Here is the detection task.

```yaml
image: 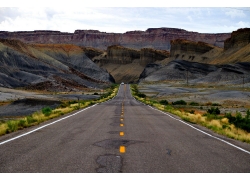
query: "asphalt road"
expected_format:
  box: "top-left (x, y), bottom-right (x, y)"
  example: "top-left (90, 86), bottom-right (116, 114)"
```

top-left (0, 84), bottom-right (250, 173)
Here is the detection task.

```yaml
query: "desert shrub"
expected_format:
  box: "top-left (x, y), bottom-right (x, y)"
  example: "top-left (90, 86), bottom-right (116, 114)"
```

top-left (93, 92), bottom-right (98, 95)
top-left (6, 121), bottom-right (18, 133)
top-left (42, 107), bottom-right (52, 116)
top-left (189, 102), bottom-right (199, 106)
top-left (137, 93), bottom-right (146, 98)
top-left (18, 120), bottom-right (26, 128)
top-left (225, 110), bottom-right (250, 132)
top-left (59, 102), bottom-right (68, 108)
top-left (205, 102), bottom-right (213, 106)
top-left (212, 103), bottom-right (221, 106)
top-left (189, 110), bottom-right (195, 114)
top-left (207, 107), bottom-right (220, 115)
top-left (172, 100), bottom-right (187, 105)
top-left (68, 100), bottom-right (78, 105)
top-left (27, 115), bottom-right (37, 124)
top-left (159, 100), bottom-right (168, 105)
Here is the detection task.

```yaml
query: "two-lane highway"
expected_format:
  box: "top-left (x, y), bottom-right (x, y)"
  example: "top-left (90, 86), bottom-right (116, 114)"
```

top-left (0, 84), bottom-right (250, 172)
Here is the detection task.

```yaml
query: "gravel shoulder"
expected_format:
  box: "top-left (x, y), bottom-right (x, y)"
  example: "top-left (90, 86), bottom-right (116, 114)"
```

top-left (0, 87), bottom-right (100, 119)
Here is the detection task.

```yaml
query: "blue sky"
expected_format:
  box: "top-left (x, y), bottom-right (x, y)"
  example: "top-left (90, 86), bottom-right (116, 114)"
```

top-left (0, 1), bottom-right (250, 33)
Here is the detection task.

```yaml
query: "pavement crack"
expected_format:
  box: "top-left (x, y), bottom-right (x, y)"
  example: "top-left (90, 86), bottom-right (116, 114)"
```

top-left (96, 154), bottom-right (122, 173)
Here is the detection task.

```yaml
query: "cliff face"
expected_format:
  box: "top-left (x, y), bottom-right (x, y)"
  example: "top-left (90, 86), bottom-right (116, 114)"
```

top-left (140, 48), bottom-right (170, 66)
top-left (92, 45), bottom-right (170, 83)
top-left (169, 39), bottom-right (223, 63)
top-left (224, 28), bottom-right (250, 50)
top-left (106, 45), bottom-right (140, 64)
top-left (0, 28), bottom-right (230, 50)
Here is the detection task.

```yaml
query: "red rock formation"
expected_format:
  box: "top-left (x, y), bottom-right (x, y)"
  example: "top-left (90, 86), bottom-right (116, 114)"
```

top-left (0, 28), bottom-right (230, 50)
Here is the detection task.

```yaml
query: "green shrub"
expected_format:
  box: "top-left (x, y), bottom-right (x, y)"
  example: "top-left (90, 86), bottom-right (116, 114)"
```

top-left (42, 107), bottom-right (52, 116)
top-left (189, 102), bottom-right (199, 106)
top-left (137, 93), bottom-right (146, 98)
top-left (212, 103), bottom-right (221, 106)
top-left (18, 120), bottom-right (26, 128)
top-left (27, 115), bottom-right (37, 124)
top-left (59, 102), bottom-right (68, 108)
top-left (159, 100), bottom-right (168, 105)
top-left (207, 107), bottom-right (220, 115)
top-left (6, 121), bottom-right (18, 133)
top-left (69, 100), bottom-right (78, 105)
top-left (172, 100), bottom-right (187, 105)
top-left (225, 110), bottom-right (250, 132)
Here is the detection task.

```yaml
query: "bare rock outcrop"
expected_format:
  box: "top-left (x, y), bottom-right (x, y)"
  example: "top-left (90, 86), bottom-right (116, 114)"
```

top-left (169, 39), bottom-right (223, 63)
top-left (139, 48), bottom-right (170, 66)
top-left (224, 28), bottom-right (250, 50)
top-left (106, 45), bottom-right (140, 64)
top-left (0, 39), bottom-right (115, 91)
top-left (0, 28), bottom-right (230, 50)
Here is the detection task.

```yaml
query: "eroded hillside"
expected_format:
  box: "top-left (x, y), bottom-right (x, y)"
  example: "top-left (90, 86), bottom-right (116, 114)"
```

top-left (0, 39), bottom-right (115, 91)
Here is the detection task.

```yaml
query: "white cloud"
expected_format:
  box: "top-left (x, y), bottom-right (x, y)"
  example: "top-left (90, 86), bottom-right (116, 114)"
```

top-left (0, 7), bottom-right (249, 33)
top-left (225, 9), bottom-right (246, 18)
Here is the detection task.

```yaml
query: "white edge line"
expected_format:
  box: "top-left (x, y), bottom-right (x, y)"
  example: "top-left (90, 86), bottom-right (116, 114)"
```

top-left (0, 85), bottom-right (122, 146)
top-left (130, 85), bottom-right (250, 155)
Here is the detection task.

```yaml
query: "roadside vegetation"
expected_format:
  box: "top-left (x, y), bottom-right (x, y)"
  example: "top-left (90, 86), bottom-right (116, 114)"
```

top-left (0, 84), bottom-right (119, 136)
top-left (130, 84), bottom-right (250, 143)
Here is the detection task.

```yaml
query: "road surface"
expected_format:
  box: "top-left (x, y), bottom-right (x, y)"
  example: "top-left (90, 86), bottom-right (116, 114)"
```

top-left (0, 84), bottom-right (250, 172)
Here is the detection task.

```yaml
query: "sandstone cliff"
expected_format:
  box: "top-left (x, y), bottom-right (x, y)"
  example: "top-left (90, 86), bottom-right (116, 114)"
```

top-left (0, 28), bottom-right (230, 50)
top-left (169, 39), bottom-right (223, 63)
top-left (224, 28), bottom-right (250, 50)
top-left (106, 45), bottom-right (140, 64)
top-left (92, 45), bottom-right (170, 83)
top-left (140, 48), bottom-right (170, 66)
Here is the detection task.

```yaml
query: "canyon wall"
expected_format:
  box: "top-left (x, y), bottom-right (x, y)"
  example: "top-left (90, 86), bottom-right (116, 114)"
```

top-left (139, 48), bottom-right (170, 66)
top-left (0, 28), bottom-right (230, 50)
top-left (224, 28), bottom-right (250, 50)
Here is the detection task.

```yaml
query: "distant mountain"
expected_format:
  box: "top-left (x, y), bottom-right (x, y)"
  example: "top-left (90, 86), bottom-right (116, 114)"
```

top-left (0, 28), bottom-right (230, 51)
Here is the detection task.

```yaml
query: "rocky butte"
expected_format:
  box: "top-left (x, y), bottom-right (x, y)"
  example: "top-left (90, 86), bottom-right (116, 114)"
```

top-left (0, 28), bottom-right (230, 51)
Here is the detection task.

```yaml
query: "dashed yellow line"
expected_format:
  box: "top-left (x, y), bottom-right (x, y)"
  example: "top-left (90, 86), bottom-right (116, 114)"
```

top-left (120, 131), bottom-right (124, 136)
top-left (120, 146), bottom-right (126, 153)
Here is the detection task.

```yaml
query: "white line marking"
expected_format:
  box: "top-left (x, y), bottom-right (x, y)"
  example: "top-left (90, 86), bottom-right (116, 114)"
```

top-left (129, 85), bottom-right (250, 155)
top-left (148, 105), bottom-right (250, 155)
top-left (0, 85), bottom-right (123, 146)
top-left (0, 104), bottom-right (97, 145)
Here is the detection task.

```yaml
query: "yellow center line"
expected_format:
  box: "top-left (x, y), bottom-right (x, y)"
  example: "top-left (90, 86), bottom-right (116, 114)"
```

top-left (120, 146), bottom-right (126, 153)
top-left (120, 131), bottom-right (124, 136)
top-left (120, 123), bottom-right (124, 127)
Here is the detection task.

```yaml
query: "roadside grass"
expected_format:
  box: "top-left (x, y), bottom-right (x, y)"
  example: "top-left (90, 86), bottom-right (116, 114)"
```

top-left (0, 84), bottom-right (119, 137)
top-left (130, 84), bottom-right (250, 143)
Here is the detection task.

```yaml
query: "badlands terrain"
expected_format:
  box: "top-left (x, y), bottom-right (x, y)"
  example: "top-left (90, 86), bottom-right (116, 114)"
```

top-left (0, 27), bottom-right (250, 120)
